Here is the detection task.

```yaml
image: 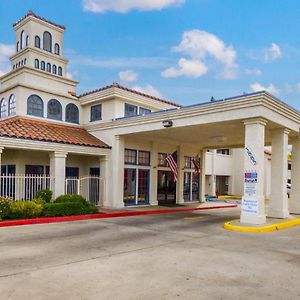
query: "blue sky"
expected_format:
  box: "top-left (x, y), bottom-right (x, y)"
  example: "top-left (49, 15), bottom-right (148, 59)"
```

top-left (1, 0), bottom-right (300, 107)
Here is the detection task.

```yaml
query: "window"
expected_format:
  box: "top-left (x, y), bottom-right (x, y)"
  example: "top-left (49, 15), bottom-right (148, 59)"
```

top-left (138, 169), bottom-right (150, 205)
top-left (158, 153), bottom-right (168, 167)
top-left (52, 65), bottom-right (57, 74)
top-left (184, 172), bottom-right (191, 201)
top-left (0, 98), bottom-right (7, 118)
top-left (184, 156), bottom-right (192, 169)
top-left (16, 42), bottom-right (19, 52)
top-left (24, 58), bottom-right (27, 65)
top-left (43, 31), bottom-right (52, 52)
top-left (58, 67), bottom-right (62, 76)
top-left (124, 169), bottom-right (136, 206)
top-left (47, 99), bottom-right (62, 120)
top-left (41, 61), bottom-right (45, 71)
top-left (26, 35), bottom-right (29, 46)
top-left (138, 151), bottom-right (150, 166)
top-left (34, 59), bottom-right (39, 69)
top-left (8, 94), bottom-right (16, 116)
top-left (20, 30), bottom-right (25, 49)
top-left (125, 103), bottom-right (138, 117)
top-left (217, 149), bottom-right (230, 155)
top-left (54, 43), bottom-right (60, 55)
top-left (288, 163), bottom-right (291, 171)
top-left (46, 63), bottom-right (51, 72)
top-left (139, 107), bottom-right (151, 115)
top-left (90, 104), bottom-right (102, 122)
top-left (65, 103), bottom-right (79, 123)
top-left (125, 149), bottom-right (137, 165)
top-left (27, 94), bottom-right (43, 117)
top-left (35, 36), bottom-right (40, 48)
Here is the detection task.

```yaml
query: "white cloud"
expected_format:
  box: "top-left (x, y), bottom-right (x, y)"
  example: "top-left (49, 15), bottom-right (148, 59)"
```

top-left (245, 68), bottom-right (262, 76)
top-left (0, 44), bottom-right (14, 76)
top-left (118, 70), bottom-right (138, 82)
top-left (82, 0), bottom-right (184, 13)
top-left (264, 43), bottom-right (282, 61)
top-left (161, 29), bottom-right (238, 79)
top-left (132, 84), bottom-right (162, 98)
top-left (161, 58), bottom-right (207, 78)
top-left (250, 82), bottom-right (280, 96)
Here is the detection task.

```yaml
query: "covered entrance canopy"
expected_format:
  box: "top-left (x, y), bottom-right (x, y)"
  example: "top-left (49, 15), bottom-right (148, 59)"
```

top-left (90, 91), bottom-right (300, 225)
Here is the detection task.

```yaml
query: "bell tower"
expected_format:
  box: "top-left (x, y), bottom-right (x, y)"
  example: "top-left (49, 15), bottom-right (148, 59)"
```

top-left (10, 10), bottom-right (68, 77)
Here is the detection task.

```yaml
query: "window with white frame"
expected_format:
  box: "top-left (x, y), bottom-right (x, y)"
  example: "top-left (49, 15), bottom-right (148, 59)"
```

top-left (125, 149), bottom-right (137, 165)
top-left (216, 149), bottom-right (230, 155)
top-left (0, 98), bottom-right (7, 118)
top-left (8, 94), bottom-right (16, 116)
top-left (139, 107), bottom-right (151, 115)
top-left (125, 103), bottom-right (138, 117)
top-left (90, 104), bottom-right (102, 122)
top-left (138, 151), bottom-right (150, 165)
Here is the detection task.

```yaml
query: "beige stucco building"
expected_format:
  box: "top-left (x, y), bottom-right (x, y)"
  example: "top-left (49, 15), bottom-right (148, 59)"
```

top-left (0, 11), bottom-right (299, 225)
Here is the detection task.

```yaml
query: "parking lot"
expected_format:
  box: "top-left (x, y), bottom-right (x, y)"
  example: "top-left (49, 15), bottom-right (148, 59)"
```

top-left (1, 207), bottom-right (300, 300)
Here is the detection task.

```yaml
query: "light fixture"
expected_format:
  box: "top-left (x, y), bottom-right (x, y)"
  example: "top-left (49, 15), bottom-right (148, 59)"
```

top-left (162, 120), bottom-right (173, 128)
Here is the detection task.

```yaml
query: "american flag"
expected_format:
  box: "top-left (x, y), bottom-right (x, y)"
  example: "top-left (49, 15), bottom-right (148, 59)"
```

top-left (192, 156), bottom-right (201, 176)
top-left (166, 151), bottom-right (178, 182)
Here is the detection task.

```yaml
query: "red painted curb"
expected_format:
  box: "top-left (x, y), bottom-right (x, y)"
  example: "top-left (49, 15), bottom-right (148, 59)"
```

top-left (0, 204), bottom-right (237, 228)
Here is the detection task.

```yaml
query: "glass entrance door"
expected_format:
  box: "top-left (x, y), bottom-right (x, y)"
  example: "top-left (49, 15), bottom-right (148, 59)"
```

top-left (157, 170), bottom-right (176, 205)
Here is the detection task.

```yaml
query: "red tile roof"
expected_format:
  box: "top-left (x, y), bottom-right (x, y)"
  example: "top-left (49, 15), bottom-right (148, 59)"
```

top-left (0, 117), bottom-right (110, 149)
top-left (79, 82), bottom-right (182, 108)
top-left (13, 11), bottom-right (66, 30)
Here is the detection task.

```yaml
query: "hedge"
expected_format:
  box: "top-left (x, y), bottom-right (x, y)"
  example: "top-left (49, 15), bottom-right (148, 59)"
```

top-left (42, 201), bottom-right (98, 217)
top-left (6, 201), bottom-right (43, 220)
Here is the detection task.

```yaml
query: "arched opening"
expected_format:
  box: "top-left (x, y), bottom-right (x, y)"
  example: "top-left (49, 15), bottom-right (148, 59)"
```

top-left (35, 36), bottom-right (40, 48)
top-left (20, 30), bottom-right (25, 49)
top-left (34, 59), bottom-right (39, 69)
top-left (54, 43), bottom-right (60, 55)
top-left (41, 61), bottom-right (45, 71)
top-left (27, 94), bottom-right (43, 117)
top-left (47, 63), bottom-right (51, 72)
top-left (43, 31), bottom-right (52, 52)
top-left (52, 65), bottom-right (57, 74)
top-left (0, 98), bottom-right (7, 118)
top-left (47, 99), bottom-right (62, 120)
top-left (8, 94), bottom-right (16, 116)
top-left (66, 103), bottom-right (79, 124)
top-left (58, 67), bottom-right (62, 76)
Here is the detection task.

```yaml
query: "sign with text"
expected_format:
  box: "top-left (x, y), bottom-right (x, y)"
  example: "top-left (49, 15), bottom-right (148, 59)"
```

top-left (242, 171), bottom-right (258, 215)
top-left (242, 198), bottom-right (258, 214)
top-left (245, 147), bottom-right (257, 165)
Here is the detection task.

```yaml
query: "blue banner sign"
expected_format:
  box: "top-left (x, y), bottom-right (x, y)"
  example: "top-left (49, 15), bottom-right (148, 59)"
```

top-left (245, 147), bottom-right (257, 165)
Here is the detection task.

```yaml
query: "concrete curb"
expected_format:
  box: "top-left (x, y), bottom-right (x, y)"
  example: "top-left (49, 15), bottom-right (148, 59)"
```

top-left (224, 218), bottom-right (300, 233)
top-left (0, 204), bottom-right (237, 228)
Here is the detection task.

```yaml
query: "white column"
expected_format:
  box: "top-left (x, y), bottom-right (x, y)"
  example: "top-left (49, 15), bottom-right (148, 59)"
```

top-left (211, 149), bottom-right (217, 196)
top-left (177, 145), bottom-right (185, 204)
top-left (150, 142), bottom-right (158, 205)
top-left (100, 155), bottom-right (109, 207)
top-left (49, 151), bottom-right (67, 199)
top-left (200, 149), bottom-right (207, 202)
top-left (268, 129), bottom-right (290, 218)
top-left (0, 147), bottom-right (3, 196)
top-left (241, 119), bottom-right (267, 225)
top-left (290, 139), bottom-right (300, 214)
top-left (108, 135), bottom-right (125, 208)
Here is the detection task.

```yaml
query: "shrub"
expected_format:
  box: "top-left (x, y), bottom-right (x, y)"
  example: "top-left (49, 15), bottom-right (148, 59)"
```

top-left (35, 189), bottom-right (52, 203)
top-left (0, 197), bottom-right (12, 220)
top-left (42, 201), bottom-right (98, 217)
top-left (55, 194), bottom-right (87, 205)
top-left (9, 201), bottom-right (43, 219)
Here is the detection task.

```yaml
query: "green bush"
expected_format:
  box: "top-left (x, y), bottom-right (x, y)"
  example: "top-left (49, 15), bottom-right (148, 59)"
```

top-left (35, 189), bottom-right (52, 203)
top-left (9, 201), bottom-right (43, 219)
top-left (0, 198), bottom-right (12, 220)
top-left (42, 201), bottom-right (98, 217)
top-left (55, 194), bottom-right (87, 205)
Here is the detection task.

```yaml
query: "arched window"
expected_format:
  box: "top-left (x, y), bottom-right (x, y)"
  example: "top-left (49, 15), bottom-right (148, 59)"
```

top-left (46, 63), bottom-right (51, 72)
top-left (24, 58), bottom-right (27, 65)
top-left (34, 59), bottom-right (39, 69)
top-left (52, 65), bottom-right (57, 74)
top-left (43, 31), bottom-right (52, 52)
top-left (16, 42), bottom-right (19, 52)
top-left (58, 67), bottom-right (62, 76)
top-left (66, 103), bottom-right (79, 124)
top-left (54, 43), bottom-right (60, 55)
top-left (35, 36), bottom-right (40, 48)
top-left (21, 60), bottom-right (23, 66)
top-left (26, 35), bottom-right (29, 46)
top-left (27, 95), bottom-right (43, 117)
top-left (8, 94), bottom-right (16, 116)
top-left (20, 30), bottom-right (25, 49)
top-left (0, 98), bottom-right (7, 119)
top-left (47, 99), bottom-right (62, 120)
top-left (41, 61), bottom-right (45, 71)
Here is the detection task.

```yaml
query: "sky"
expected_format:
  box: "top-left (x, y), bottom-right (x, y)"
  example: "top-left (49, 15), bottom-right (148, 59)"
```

top-left (1, 0), bottom-right (300, 107)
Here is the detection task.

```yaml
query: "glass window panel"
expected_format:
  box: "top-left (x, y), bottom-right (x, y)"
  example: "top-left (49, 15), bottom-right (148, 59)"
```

top-left (66, 103), bottom-right (79, 123)
top-left (138, 151), bottom-right (150, 165)
top-left (47, 99), bottom-right (62, 120)
top-left (90, 104), bottom-right (102, 122)
top-left (139, 107), bottom-right (151, 115)
top-left (138, 169), bottom-right (150, 205)
top-left (124, 168), bottom-right (136, 206)
top-left (27, 95), bottom-right (43, 117)
top-left (125, 149), bottom-right (137, 165)
top-left (184, 172), bottom-right (191, 201)
top-left (125, 103), bottom-right (138, 117)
